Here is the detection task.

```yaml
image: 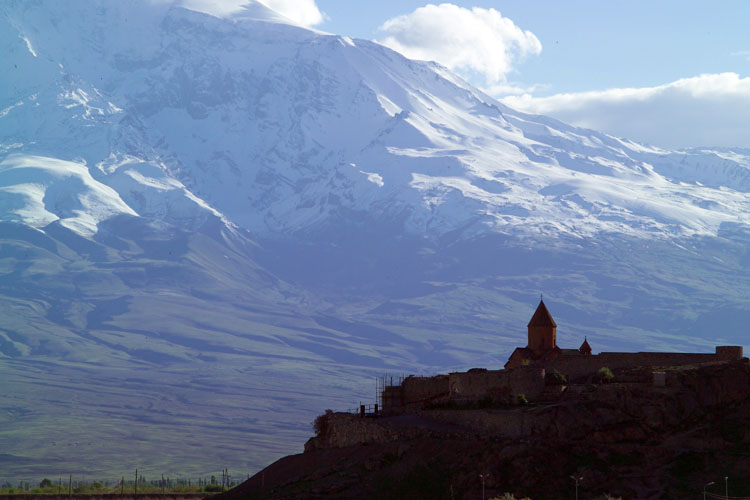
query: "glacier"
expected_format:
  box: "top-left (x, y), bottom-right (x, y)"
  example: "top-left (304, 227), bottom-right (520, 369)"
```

top-left (1, 0), bottom-right (750, 478)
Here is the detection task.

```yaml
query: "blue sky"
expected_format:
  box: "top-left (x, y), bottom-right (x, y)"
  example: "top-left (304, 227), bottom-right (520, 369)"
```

top-left (316, 1), bottom-right (750, 95)
top-left (186, 0), bottom-right (750, 149)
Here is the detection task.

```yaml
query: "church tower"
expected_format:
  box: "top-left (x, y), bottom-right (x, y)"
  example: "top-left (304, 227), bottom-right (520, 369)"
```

top-left (527, 299), bottom-right (557, 352)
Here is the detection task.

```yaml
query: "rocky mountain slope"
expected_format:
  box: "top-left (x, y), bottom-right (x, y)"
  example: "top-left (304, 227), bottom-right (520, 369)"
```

top-left (2, 0), bottom-right (750, 477)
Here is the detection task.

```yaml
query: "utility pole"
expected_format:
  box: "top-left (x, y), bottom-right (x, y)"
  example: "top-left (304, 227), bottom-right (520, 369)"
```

top-left (704, 481), bottom-right (715, 500)
top-left (134, 469), bottom-right (138, 500)
top-left (570, 475), bottom-right (583, 500)
top-left (725, 476), bottom-right (729, 500)
top-left (479, 473), bottom-right (489, 500)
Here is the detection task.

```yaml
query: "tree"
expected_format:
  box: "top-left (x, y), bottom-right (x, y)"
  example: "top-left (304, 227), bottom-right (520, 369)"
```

top-left (597, 366), bottom-right (614, 383)
top-left (39, 479), bottom-right (53, 489)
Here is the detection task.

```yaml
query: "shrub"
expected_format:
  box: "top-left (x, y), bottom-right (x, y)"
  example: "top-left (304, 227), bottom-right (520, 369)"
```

top-left (312, 409), bottom-right (333, 436)
top-left (597, 366), bottom-right (614, 383)
top-left (517, 393), bottom-right (528, 405)
top-left (546, 369), bottom-right (567, 385)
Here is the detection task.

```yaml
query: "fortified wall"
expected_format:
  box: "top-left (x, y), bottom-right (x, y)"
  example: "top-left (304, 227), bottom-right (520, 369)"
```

top-left (381, 300), bottom-right (744, 413)
top-left (383, 365), bottom-right (546, 411)
top-left (311, 357), bottom-right (750, 452)
top-left (382, 347), bottom-right (743, 412)
top-left (545, 346), bottom-right (743, 382)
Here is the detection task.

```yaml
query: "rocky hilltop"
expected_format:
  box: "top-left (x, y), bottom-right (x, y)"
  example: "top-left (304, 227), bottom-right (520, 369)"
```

top-left (218, 358), bottom-right (750, 499)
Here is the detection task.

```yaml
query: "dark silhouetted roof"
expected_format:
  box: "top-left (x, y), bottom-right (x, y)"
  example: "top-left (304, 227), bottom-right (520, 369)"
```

top-left (527, 299), bottom-right (557, 328)
top-left (504, 346), bottom-right (562, 368)
top-left (579, 337), bottom-right (592, 354)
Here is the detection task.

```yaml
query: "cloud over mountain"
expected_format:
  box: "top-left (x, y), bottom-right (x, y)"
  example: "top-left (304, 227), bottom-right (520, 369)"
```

top-left (376, 3), bottom-right (541, 86)
top-left (502, 72), bottom-right (750, 149)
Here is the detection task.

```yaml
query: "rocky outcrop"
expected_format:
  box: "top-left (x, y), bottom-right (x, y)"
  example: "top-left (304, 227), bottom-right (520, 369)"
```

top-left (304, 412), bottom-right (423, 452)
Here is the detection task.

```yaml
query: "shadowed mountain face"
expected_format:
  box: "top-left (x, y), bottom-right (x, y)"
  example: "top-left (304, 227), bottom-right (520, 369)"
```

top-left (2, 0), bottom-right (750, 477)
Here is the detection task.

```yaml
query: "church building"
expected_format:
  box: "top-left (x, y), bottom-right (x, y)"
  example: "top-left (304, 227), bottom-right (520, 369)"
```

top-left (505, 299), bottom-right (591, 368)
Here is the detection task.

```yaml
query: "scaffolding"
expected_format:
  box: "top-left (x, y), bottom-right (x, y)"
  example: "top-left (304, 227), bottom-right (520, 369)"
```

top-left (376, 374), bottom-right (405, 409)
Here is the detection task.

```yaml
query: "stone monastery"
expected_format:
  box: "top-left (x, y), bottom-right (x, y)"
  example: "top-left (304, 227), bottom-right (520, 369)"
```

top-left (381, 300), bottom-right (743, 413)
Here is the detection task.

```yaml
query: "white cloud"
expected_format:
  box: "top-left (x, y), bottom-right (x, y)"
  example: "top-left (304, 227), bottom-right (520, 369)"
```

top-left (502, 73), bottom-right (750, 149)
top-left (485, 82), bottom-right (547, 98)
top-left (376, 3), bottom-right (541, 86)
top-left (176, 0), bottom-right (324, 26)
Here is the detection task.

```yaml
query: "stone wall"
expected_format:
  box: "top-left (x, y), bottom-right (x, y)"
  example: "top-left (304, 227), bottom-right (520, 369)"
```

top-left (305, 412), bottom-right (411, 451)
top-left (398, 375), bottom-right (449, 406)
top-left (717, 346), bottom-right (744, 359)
top-left (382, 385), bottom-right (403, 409)
top-left (546, 346), bottom-right (743, 382)
top-left (382, 346), bottom-right (744, 410)
top-left (384, 366), bottom-right (545, 411)
top-left (448, 365), bottom-right (545, 403)
top-left (314, 360), bottom-right (750, 452)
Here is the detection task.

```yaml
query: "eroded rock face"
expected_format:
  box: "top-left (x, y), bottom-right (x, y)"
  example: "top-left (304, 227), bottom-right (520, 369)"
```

top-left (305, 412), bottom-right (415, 452)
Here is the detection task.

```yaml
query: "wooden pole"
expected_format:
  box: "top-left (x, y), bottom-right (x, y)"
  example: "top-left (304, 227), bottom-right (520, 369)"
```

top-left (58, 477), bottom-right (61, 495)
top-left (134, 469), bottom-right (138, 500)
top-left (121, 476), bottom-right (124, 497)
top-left (68, 474), bottom-right (72, 497)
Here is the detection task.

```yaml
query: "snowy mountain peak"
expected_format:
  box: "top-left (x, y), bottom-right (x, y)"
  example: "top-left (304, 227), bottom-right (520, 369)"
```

top-left (3, 0), bottom-right (750, 243)
top-left (167, 0), bottom-right (306, 27)
top-left (231, 1), bottom-right (306, 26)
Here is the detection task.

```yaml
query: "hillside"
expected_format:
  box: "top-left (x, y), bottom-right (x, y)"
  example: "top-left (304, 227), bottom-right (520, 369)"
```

top-left (2, 0), bottom-right (750, 476)
top-left (218, 360), bottom-right (750, 500)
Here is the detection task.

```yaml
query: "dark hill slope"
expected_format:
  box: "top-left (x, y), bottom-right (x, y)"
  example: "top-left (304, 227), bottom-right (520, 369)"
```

top-left (216, 359), bottom-right (750, 500)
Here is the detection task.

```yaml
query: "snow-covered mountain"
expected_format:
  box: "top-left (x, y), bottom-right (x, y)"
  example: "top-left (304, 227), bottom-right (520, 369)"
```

top-left (5, 0), bottom-right (750, 242)
top-left (2, 0), bottom-right (750, 478)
